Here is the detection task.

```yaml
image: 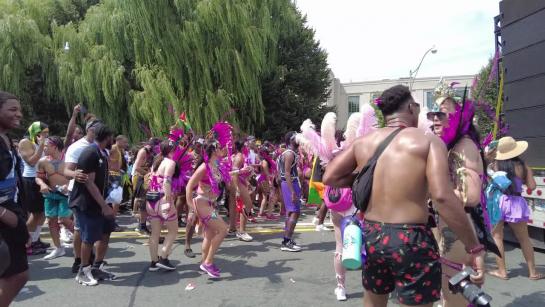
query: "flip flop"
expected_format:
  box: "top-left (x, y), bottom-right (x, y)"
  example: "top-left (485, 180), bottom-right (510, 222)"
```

top-left (529, 273), bottom-right (545, 281)
top-left (488, 270), bottom-right (509, 280)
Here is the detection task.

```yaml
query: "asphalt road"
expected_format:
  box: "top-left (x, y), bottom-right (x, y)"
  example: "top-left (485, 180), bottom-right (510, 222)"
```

top-left (12, 211), bottom-right (545, 307)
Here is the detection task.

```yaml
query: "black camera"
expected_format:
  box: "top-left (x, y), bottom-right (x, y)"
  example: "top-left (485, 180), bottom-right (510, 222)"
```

top-left (448, 267), bottom-right (492, 307)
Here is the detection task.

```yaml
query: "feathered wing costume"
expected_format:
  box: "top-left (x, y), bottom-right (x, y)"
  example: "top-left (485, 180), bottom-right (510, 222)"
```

top-left (168, 112), bottom-right (194, 194)
top-left (204, 122), bottom-right (233, 195)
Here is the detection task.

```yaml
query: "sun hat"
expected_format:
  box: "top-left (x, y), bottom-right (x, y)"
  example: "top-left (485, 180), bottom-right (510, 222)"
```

top-left (495, 136), bottom-right (528, 160)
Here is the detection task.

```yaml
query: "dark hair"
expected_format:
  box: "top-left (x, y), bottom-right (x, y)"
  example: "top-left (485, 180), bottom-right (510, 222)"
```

top-left (152, 140), bottom-right (176, 172)
top-left (234, 140), bottom-right (244, 153)
top-left (284, 131), bottom-right (297, 146)
top-left (94, 123), bottom-right (113, 142)
top-left (335, 130), bottom-right (344, 147)
top-left (47, 136), bottom-right (64, 151)
top-left (496, 157), bottom-right (526, 195)
top-left (0, 91), bottom-right (18, 107)
top-left (378, 85), bottom-right (413, 116)
top-left (147, 137), bottom-right (161, 147)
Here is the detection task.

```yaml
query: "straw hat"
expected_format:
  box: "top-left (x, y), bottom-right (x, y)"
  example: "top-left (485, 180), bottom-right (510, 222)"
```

top-left (495, 136), bottom-right (528, 160)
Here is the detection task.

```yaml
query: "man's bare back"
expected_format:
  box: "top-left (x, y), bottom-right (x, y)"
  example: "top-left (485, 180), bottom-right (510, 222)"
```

top-left (353, 127), bottom-right (434, 224)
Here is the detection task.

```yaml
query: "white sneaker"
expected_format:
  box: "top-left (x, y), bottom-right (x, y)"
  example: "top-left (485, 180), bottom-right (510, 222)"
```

top-left (335, 286), bottom-right (347, 301)
top-left (76, 265), bottom-right (98, 286)
top-left (43, 247), bottom-right (66, 260)
top-left (315, 224), bottom-right (332, 232)
top-left (60, 228), bottom-right (73, 243)
top-left (312, 217), bottom-right (319, 226)
top-left (236, 232), bottom-right (253, 242)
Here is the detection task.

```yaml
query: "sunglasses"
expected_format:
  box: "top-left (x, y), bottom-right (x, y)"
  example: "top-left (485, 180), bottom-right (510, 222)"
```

top-left (426, 112), bottom-right (447, 121)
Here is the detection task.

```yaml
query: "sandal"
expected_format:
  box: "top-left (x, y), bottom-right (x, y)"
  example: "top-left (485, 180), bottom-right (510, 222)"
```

top-left (529, 273), bottom-right (545, 280)
top-left (488, 270), bottom-right (509, 280)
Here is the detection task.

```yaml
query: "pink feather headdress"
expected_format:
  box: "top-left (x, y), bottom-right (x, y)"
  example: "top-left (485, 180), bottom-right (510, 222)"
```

top-left (203, 121), bottom-right (233, 194)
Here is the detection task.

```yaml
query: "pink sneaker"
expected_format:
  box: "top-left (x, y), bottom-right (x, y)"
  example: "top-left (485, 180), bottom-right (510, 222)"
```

top-left (200, 263), bottom-right (220, 278)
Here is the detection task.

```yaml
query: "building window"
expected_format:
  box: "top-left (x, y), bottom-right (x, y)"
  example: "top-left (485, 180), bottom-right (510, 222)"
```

top-left (348, 96), bottom-right (360, 114)
top-left (425, 90), bottom-right (434, 110)
top-left (426, 87), bottom-right (471, 110)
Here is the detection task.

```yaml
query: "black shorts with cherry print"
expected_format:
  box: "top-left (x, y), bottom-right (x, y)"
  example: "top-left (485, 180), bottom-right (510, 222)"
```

top-left (362, 220), bottom-right (441, 306)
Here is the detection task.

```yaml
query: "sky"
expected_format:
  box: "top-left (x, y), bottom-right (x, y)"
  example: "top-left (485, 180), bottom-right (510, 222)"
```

top-left (295, 0), bottom-right (500, 83)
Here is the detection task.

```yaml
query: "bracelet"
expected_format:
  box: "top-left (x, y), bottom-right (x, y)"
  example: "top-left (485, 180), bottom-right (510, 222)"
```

top-left (0, 207), bottom-right (7, 218)
top-left (465, 244), bottom-right (485, 255)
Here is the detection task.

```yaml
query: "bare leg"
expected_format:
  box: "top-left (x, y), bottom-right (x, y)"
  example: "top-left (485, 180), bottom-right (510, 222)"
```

top-left (73, 230), bottom-right (82, 258)
top-left (509, 221), bottom-right (543, 278)
top-left (185, 212), bottom-right (196, 250)
top-left (363, 291), bottom-right (389, 307)
top-left (48, 217), bottom-right (61, 248)
top-left (148, 219), bottom-right (161, 261)
top-left (227, 184), bottom-right (237, 231)
top-left (332, 212), bottom-right (346, 288)
top-left (317, 204), bottom-right (328, 225)
top-left (284, 212), bottom-right (300, 239)
top-left (161, 219), bottom-right (178, 258)
top-left (204, 219), bottom-right (228, 265)
top-left (0, 271), bottom-right (29, 306)
top-left (238, 182), bottom-right (253, 231)
top-left (81, 242), bottom-right (93, 266)
top-left (490, 221), bottom-right (508, 279)
top-left (95, 233), bottom-right (110, 263)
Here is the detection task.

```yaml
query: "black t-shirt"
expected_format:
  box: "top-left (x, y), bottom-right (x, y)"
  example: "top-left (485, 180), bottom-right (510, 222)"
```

top-left (69, 145), bottom-right (108, 215)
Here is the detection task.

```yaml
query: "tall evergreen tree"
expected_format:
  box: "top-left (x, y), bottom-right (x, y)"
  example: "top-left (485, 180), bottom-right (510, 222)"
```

top-left (258, 11), bottom-right (332, 141)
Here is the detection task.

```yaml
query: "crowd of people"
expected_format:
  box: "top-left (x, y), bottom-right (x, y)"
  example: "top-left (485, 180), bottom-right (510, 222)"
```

top-left (0, 80), bottom-right (543, 307)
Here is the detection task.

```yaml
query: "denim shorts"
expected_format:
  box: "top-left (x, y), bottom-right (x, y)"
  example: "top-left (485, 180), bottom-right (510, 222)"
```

top-left (73, 209), bottom-right (115, 244)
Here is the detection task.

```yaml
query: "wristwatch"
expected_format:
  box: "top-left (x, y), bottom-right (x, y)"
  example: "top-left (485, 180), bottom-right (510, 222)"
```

top-left (465, 244), bottom-right (485, 255)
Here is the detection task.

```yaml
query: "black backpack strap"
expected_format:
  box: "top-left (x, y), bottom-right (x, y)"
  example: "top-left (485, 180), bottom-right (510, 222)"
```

top-left (356, 128), bottom-right (403, 177)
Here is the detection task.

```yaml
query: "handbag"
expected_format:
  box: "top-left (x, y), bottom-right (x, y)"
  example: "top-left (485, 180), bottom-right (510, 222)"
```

top-left (352, 128), bottom-right (403, 212)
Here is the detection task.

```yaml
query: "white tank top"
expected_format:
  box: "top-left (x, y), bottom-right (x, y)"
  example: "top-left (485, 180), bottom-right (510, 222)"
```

top-left (22, 143), bottom-right (39, 178)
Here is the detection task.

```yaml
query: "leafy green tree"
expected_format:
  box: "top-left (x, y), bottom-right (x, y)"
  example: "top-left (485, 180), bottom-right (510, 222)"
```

top-left (0, 0), bottom-right (331, 142)
top-left (472, 56), bottom-right (502, 139)
top-left (258, 12), bottom-right (332, 141)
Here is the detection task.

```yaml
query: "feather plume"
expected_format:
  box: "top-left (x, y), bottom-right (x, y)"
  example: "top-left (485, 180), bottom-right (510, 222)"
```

top-left (295, 133), bottom-right (315, 155)
top-left (357, 104), bottom-right (378, 138)
top-left (343, 112), bottom-right (361, 146)
top-left (320, 112), bottom-right (338, 154)
top-left (299, 118), bottom-right (332, 163)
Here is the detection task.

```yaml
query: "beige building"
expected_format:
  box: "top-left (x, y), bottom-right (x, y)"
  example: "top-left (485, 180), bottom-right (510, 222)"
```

top-left (329, 74), bottom-right (475, 129)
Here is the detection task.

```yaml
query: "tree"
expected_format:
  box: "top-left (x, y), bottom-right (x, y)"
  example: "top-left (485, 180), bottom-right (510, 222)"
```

top-left (0, 0), bottom-right (331, 142)
top-left (258, 11), bottom-right (332, 141)
top-left (471, 54), bottom-right (504, 141)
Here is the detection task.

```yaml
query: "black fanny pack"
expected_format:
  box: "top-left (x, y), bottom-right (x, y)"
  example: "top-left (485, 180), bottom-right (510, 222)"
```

top-left (145, 191), bottom-right (162, 202)
top-left (352, 128), bottom-right (402, 212)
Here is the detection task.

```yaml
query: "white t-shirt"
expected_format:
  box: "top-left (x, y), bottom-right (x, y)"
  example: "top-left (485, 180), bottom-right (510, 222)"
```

top-left (64, 138), bottom-right (91, 191)
top-left (65, 138), bottom-right (91, 164)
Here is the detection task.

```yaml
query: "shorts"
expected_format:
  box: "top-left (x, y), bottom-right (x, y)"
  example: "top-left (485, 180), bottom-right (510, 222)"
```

top-left (362, 220), bottom-right (441, 306)
top-left (281, 180), bottom-right (301, 215)
top-left (22, 177), bottom-right (44, 214)
top-left (73, 209), bottom-right (115, 244)
top-left (0, 201), bottom-right (29, 278)
top-left (44, 193), bottom-right (71, 218)
top-left (132, 175), bottom-right (147, 199)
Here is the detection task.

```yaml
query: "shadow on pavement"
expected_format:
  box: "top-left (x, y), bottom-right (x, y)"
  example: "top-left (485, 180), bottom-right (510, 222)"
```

top-left (504, 291), bottom-right (545, 307)
top-left (13, 285), bottom-right (45, 303)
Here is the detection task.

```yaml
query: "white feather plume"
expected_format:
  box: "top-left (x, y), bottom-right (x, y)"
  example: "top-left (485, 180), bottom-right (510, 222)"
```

top-left (299, 118), bottom-right (332, 163)
top-left (295, 133), bottom-right (314, 155)
top-left (343, 112), bottom-right (361, 147)
top-left (357, 104), bottom-right (378, 138)
top-left (320, 112), bottom-right (338, 154)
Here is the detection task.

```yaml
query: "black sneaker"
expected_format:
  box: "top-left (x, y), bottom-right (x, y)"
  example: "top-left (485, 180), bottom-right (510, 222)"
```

top-left (32, 240), bottom-right (51, 250)
top-left (178, 219), bottom-right (187, 228)
top-left (91, 267), bottom-right (117, 281)
top-left (149, 261), bottom-right (159, 272)
top-left (281, 240), bottom-right (302, 252)
top-left (156, 257), bottom-right (176, 271)
top-left (72, 260), bottom-right (82, 274)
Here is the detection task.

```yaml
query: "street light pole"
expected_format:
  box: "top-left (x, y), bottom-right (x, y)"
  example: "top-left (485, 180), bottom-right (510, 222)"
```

top-left (409, 46), bottom-right (437, 89)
